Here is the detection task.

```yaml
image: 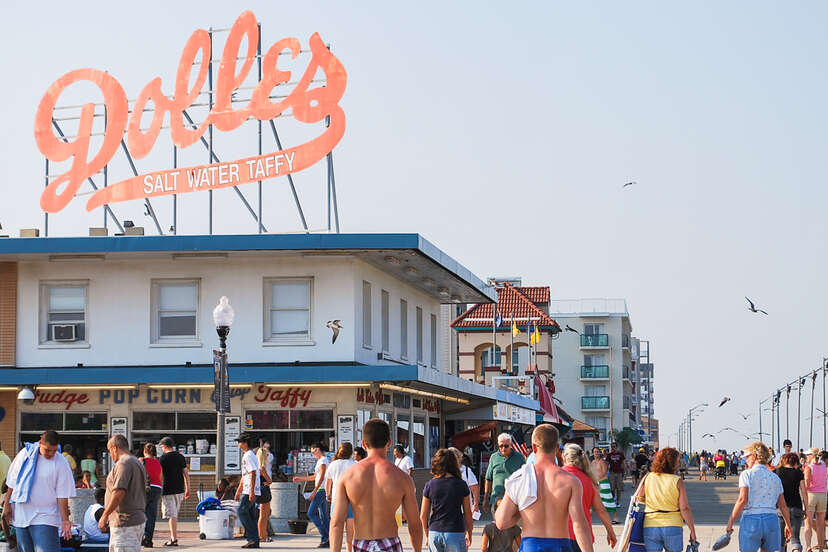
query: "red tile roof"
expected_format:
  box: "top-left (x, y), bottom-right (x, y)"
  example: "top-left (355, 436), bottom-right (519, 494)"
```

top-left (450, 283), bottom-right (560, 332)
top-left (518, 286), bottom-right (549, 303)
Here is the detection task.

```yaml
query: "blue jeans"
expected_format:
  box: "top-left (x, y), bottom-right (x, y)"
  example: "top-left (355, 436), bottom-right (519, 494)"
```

top-left (144, 486), bottom-right (162, 540)
top-left (643, 526), bottom-right (683, 552)
top-left (428, 531), bottom-right (467, 552)
top-left (740, 513), bottom-right (782, 552)
top-left (14, 524), bottom-right (60, 552)
top-left (308, 489), bottom-right (330, 543)
top-left (238, 495), bottom-right (260, 545)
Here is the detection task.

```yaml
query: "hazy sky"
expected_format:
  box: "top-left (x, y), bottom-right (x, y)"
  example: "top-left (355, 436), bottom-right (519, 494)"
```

top-left (3, 1), bottom-right (827, 451)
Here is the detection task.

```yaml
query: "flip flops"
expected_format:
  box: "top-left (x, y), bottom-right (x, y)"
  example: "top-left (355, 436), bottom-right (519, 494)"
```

top-left (163, 540), bottom-right (178, 547)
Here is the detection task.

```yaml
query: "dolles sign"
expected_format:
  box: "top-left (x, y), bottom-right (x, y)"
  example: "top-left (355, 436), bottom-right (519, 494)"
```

top-left (34, 10), bottom-right (347, 214)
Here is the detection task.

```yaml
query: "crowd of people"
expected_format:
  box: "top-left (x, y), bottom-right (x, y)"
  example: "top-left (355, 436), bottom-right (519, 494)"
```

top-left (6, 424), bottom-right (828, 552)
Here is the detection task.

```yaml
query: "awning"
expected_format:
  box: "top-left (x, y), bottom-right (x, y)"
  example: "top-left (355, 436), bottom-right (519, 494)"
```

top-left (450, 421), bottom-right (496, 450)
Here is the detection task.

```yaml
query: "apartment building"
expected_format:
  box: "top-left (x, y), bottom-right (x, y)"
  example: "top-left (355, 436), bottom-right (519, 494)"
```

top-left (548, 299), bottom-right (635, 445)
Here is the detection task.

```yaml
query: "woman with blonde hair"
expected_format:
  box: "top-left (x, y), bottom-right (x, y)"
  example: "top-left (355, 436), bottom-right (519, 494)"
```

top-left (726, 441), bottom-right (792, 552)
top-left (326, 442), bottom-right (356, 552)
top-left (562, 443), bottom-right (617, 552)
top-left (256, 444), bottom-right (274, 542)
top-left (638, 447), bottom-right (697, 552)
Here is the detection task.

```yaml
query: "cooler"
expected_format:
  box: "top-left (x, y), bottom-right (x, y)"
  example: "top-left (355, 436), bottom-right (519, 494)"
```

top-left (198, 509), bottom-right (233, 540)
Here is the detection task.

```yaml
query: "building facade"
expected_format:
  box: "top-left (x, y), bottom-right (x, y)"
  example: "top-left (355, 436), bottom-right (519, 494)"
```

top-left (547, 299), bottom-right (635, 445)
top-left (0, 233), bottom-right (538, 517)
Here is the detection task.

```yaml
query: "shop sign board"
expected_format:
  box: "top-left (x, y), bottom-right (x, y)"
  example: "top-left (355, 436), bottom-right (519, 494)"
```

top-left (110, 417), bottom-right (128, 442)
top-left (493, 402), bottom-right (535, 425)
top-left (223, 415), bottom-right (241, 474)
top-left (337, 415), bottom-right (354, 446)
top-left (31, 385), bottom-right (317, 410)
top-left (34, 10), bottom-right (347, 215)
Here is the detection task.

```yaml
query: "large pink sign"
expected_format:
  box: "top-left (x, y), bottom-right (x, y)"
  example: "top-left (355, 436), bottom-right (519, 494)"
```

top-left (34, 11), bottom-right (347, 214)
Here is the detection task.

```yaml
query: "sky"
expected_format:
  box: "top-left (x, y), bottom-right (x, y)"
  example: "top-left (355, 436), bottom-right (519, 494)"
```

top-left (2, 1), bottom-right (827, 452)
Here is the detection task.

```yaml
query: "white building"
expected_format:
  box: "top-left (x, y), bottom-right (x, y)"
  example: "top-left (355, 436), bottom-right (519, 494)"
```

top-left (0, 232), bottom-right (538, 517)
top-left (547, 299), bottom-right (635, 445)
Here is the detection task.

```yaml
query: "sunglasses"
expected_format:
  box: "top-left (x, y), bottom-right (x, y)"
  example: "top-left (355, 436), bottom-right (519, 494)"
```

top-left (498, 444), bottom-right (512, 449)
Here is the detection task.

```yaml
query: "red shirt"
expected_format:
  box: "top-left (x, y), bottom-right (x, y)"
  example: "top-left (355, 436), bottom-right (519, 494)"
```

top-left (143, 457), bottom-right (163, 487)
top-left (607, 451), bottom-right (625, 473)
top-left (563, 465), bottom-right (595, 542)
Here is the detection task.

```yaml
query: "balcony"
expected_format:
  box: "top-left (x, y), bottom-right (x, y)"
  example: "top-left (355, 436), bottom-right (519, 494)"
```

top-left (581, 396), bottom-right (610, 411)
top-left (580, 365), bottom-right (609, 380)
top-left (580, 334), bottom-right (608, 348)
top-left (622, 334), bottom-right (630, 349)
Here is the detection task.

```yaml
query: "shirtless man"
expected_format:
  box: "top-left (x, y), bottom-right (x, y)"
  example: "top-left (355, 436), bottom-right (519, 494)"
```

top-left (331, 419), bottom-right (422, 552)
top-left (591, 447), bottom-right (607, 481)
top-left (496, 424), bottom-right (593, 552)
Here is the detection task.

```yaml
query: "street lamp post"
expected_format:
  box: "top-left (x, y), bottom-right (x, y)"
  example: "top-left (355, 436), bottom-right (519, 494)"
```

top-left (688, 402), bottom-right (707, 456)
top-left (213, 296), bottom-right (235, 481)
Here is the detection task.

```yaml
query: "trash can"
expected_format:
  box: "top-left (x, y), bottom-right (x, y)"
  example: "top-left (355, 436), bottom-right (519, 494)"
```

top-left (69, 488), bottom-right (95, 526)
top-left (270, 482), bottom-right (300, 533)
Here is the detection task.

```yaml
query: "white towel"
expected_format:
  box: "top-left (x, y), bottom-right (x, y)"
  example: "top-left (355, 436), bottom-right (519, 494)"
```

top-left (504, 463), bottom-right (537, 511)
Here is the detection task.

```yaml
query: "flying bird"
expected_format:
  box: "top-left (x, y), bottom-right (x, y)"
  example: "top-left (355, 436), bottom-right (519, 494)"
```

top-left (745, 297), bottom-right (768, 315)
top-left (721, 427), bottom-right (741, 433)
top-left (326, 320), bottom-right (343, 344)
top-left (719, 397), bottom-right (731, 407)
top-left (738, 412), bottom-right (752, 421)
top-left (701, 433), bottom-right (715, 439)
top-left (564, 325), bottom-right (580, 335)
top-left (622, 181), bottom-right (637, 189)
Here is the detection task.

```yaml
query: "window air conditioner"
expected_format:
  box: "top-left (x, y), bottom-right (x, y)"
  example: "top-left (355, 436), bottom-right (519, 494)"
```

top-left (52, 324), bottom-right (77, 342)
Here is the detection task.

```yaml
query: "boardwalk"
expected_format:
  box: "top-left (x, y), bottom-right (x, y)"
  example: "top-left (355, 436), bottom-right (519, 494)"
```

top-left (128, 470), bottom-right (744, 551)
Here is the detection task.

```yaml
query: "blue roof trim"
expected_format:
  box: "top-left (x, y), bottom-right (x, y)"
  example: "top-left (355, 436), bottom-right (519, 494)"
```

top-left (0, 233), bottom-right (496, 302)
top-left (0, 364), bottom-right (419, 385)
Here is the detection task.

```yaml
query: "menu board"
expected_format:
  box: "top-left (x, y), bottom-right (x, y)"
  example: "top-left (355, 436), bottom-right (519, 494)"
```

top-left (224, 415), bottom-right (241, 474)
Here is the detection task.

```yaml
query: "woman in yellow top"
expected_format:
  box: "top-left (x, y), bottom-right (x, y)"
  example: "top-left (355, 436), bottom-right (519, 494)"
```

top-left (634, 447), bottom-right (697, 552)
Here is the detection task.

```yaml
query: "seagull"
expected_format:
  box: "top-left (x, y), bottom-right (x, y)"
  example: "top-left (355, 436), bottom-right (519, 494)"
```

top-left (564, 325), bottom-right (580, 335)
top-left (622, 181), bottom-right (637, 189)
top-left (701, 433), bottom-right (715, 439)
top-left (738, 412), bottom-right (752, 421)
top-left (326, 320), bottom-right (343, 344)
top-left (721, 427), bottom-right (741, 433)
top-left (817, 408), bottom-right (827, 416)
top-left (745, 297), bottom-right (768, 315)
top-left (719, 397), bottom-right (731, 407)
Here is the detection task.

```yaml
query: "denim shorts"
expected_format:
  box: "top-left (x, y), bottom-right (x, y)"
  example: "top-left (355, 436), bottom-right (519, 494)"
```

top-left (643, 526), bottom-right (683, 552)
top-left (740, 513), bottom-right (781, 552)
top-left (428, 531), bottom-right (467, 552)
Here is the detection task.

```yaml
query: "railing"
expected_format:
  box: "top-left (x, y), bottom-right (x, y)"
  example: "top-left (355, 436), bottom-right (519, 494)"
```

top-left (580, 334), bottom-right (608, 347)
top-left (491, 375), bottom-right (535, 397)
top-left (581, 396), bottom-right (610, 410)
top-left (580, 365), bottom-right (609, 379)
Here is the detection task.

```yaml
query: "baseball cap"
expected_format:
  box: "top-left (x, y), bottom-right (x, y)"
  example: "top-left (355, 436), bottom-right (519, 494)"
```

top-left (235, 433), bottom-right (253, 445)
top-left (807, 447), bottom-right (820, 457)
top-left (712, 533), bottom-right (731, 551)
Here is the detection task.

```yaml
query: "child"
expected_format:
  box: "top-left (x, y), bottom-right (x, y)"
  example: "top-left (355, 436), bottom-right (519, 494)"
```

top-left (481, 499), bottom-right (521, 552)
top-left (76, 470), bottom-right (93, 489)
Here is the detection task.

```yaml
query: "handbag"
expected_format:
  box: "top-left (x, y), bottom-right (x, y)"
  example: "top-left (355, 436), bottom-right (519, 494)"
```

top-left (256, 473), bottom-right (272, 504)
top-left (628, 474), bottom-right (650, 552)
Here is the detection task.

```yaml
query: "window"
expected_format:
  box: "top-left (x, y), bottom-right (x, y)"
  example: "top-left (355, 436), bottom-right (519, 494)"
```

top-left (381, 290), bottom-right (390, 353)
top-left (22, 412), bottom-right (106, 432)
top-left (400, 300), bottom-right (408, 360)
top-left (512, 346), bottom-right (529, 374)
top-left (151, 280), bottom-right (198, 342)
top-left (40, 282), bottom-right (87, 344)
top-left (430, 314), bottom-right (437, 368)
top-left (584, 323), bottom-right (603, 335)
top-left (482, 347), bottom-right (502, 368)
top-left (586, 416), bottom-right (608, 441)
top-left (416, 307), bottom-right (423, 364)
top-left (584, 354), bottom-right (604, 366)
top-left (585, 384), bottom-right (606, 397)
top-left (362, 281), bottom-right (372, 348)
top-left (265, 278), bottom-right (312, 342)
